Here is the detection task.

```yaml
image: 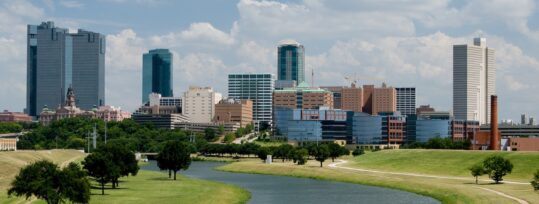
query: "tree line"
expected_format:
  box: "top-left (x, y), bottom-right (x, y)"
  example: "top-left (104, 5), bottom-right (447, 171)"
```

top-left (402, 137), bottom-right (471, 149)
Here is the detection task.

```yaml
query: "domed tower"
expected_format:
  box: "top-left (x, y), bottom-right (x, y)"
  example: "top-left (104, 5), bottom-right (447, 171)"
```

top-left (66, 86), bottom-right (76, 107)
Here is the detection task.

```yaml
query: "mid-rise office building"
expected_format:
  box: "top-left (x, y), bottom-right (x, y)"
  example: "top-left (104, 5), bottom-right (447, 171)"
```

top-left (273, 82), bottom-right (334, 110)
top-left (352, 112), bottom-right (405, 144)
top-left (362, 84), bottom-right (396, 115)
top-left (453, 37), bottom-right (495, 124)
top-left (228, 73), bottom-right (275, 128)
top-left (142, 49), bottom-right (173, 104)
top-left (321, 85), bottom-right (363, 112)
top-left (214, 99), bottom-right (253, 128)
top-left (396, 87), bottom-right (416, 115)
top-left (416, 105), bottom-right (435, 115)
top-left (406, 112), bottom-right (451, 143)
top-left (135, 93), bottom-right (182, 115)
top-left (278, 40), bottom-right (305, 85)
top-left (182, 86), bottom-right (222, 123)
top-left (27, 21), bottom-right (105, 117)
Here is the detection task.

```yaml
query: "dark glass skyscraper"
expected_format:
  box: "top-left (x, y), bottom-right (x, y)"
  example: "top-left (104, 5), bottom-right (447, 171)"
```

top-left (142, 49), bottom-right (173, 104)
top-left (278, 40), bottom-right (305, 84)
top-left (27, 21), bottom-right (105, 117)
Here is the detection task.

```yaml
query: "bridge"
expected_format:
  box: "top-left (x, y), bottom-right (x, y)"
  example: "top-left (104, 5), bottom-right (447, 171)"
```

top-left (135, 152), bottom-right (158, 160)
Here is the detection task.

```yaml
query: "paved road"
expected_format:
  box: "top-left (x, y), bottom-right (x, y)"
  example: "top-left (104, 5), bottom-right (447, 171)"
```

top-left (232, 133), bottom-right (256, 144)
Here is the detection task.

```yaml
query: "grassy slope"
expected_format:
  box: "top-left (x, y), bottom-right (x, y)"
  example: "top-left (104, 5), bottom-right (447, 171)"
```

top-left (350, 149), bottom-right (539, 181)
top-left (88, 170), bottom-right (250, 204)
top-left (1, 150), bottom-right (250, 204)
top-left (218, 150), bottom-right (539, 204)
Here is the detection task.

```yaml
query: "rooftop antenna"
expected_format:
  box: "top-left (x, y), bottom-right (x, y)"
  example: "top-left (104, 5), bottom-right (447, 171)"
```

top-left (311, 68), bottom-right (314, 87)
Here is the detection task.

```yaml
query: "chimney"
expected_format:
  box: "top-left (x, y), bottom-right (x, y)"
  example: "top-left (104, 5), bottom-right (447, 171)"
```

top-left (490, 95), bottom-right (499, 150)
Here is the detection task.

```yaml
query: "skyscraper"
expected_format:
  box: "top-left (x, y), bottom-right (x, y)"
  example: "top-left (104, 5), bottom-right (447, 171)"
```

top-left (228, 73), bottom-right (275, 128)
top-left (27, 21), bottom-right (105, 117)
top-left (142, 49), bottom-right (173, 104)
top-left (453, 37), bottom-right (495, 124)
top-left (396, 87), bottom-right (416, 115)
top-left (278, 40), bottom-right (305, 84)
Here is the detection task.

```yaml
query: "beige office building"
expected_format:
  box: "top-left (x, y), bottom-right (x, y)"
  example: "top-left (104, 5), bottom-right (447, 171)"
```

top-left (182, 86), bottom-right (222, 123)
top-left (214, 99), bottom-right (253, 128)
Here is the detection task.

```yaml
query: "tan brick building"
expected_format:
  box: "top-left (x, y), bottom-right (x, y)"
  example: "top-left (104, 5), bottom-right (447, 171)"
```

top-left (362, 83), bottom-right (396, 115)
top-left (273, 82), bottom-right (333, 110)
top-left (214, 99), bottom-right (253, 127)
top-left (321, 85), bottom-right (363, 112)
top-left (0, 110), bottom-right (32, 122)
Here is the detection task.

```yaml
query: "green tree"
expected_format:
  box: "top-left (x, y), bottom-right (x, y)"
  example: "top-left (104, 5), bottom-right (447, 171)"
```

top-left (483, 156), bottom-right (513, 184)
top-left (352, 147), bottom-right (365, 157)
top-left (292, 148), bottom-right (308, 165)
top-left (204, 128), bottom-right (217, 141)
top-left (469, 163), bottom-right (486, 184)
top-left (95, 144), bottom-right (139, 188)
top-left (328, 143), bottom-right (347, 162)
top-left (157, 141), bottom-right (192, 180)
top-left (83, 152), bottom-right (119, 195)
top-left (531, 170), bottom-right (539, 191)
top-left (257, 146), bottom-right (270, 161)
top-left (314, 144), bottom-right (330, 167)
top-left (275, 144), bottom-right (294, 162)
top-left (8, 160), bottom-right (90, 204)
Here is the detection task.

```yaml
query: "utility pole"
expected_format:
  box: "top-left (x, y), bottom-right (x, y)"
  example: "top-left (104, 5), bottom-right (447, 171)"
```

top-left (104, 121), bottom-right (108, 144)
top-left (92, 123), bottom-right (97, 149)
top-left (87, 131), bottom-right (90, 153)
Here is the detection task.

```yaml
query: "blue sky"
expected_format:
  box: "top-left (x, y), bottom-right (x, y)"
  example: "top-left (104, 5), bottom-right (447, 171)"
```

top-left (1, 0), bottom-right (539, 122)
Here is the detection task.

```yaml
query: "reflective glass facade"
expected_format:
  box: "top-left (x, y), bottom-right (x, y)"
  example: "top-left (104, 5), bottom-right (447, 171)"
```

top-left (27, 22), bottom-right (105, 116)
top-left (142, 49), bottom-right (173, 104)
top-left (278, 43), bottom-right (305, 83)
top-left (352, 113), bottom-right (383, 144)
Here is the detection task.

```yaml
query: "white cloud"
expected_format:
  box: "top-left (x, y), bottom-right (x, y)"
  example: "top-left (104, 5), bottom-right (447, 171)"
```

top-left (504, 75), bottom-right (529, 91)
top-left (59, 0), bottom-right (84, 8)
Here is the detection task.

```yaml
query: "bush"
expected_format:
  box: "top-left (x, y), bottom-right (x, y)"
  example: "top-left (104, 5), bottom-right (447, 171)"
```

top-left (532, 170), bottom-right (539, 191)
top-left (352, 148), bottom-right (365, 157)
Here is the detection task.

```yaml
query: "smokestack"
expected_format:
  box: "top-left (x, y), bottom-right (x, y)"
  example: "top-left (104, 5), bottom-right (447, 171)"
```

top-left (490, 95), bottom-right (499, 150)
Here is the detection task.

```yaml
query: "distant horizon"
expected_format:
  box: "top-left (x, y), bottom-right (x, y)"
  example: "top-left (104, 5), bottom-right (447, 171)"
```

top-left (1, 0), bottom-right (539, 122)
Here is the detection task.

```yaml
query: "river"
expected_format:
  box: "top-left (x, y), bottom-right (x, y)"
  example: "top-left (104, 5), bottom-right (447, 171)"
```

top-left (142, 161), bottom-right (440, 204)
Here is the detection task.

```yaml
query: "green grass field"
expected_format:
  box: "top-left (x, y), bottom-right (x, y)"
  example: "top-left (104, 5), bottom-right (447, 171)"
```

top-left (218, 149), bottom-right (539, 204)
top-left (1, 150), bottom-right (250, 204)
top-left (350, 149), bottom-right (539, 181)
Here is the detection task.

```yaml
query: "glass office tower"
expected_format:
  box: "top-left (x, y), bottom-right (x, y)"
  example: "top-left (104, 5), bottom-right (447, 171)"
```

top-left (142, 49), bottom-right (173, 104)
top-left (278, 40), bottom-right (305, 84)
top-left (228, 73), bottom-right (275, 128)
top-left (27, 21), bottom-right (105, 117)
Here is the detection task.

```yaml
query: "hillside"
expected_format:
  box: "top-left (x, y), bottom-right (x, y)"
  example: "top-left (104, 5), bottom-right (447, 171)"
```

top-left (350, 149), bottom-right (539, 181)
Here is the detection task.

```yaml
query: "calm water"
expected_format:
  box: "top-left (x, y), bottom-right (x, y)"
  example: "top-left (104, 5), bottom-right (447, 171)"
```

top-left (142, 161), bottom-right (440, 204)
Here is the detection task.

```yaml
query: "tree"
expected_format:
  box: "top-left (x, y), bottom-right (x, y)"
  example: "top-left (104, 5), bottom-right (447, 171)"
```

top-left (469, 163), bottom-right (486, 184)
top-left (483, 156), bottom-right (513, 184)
top-left (95, 144), bottom-right (139, 188)
top-left (275, 144), bottom-right (294, 162)
top-left (352, 147), bottom-right (365, 157)
top-left (314, 144), bottom-right (330, 167)
top-left (204, 128), bottom-right (217, 141)
top-left (83, 152), bottom-right (119, 195)
top-left (292, 148), bottom-right (308, 165)
top-left (8, 160), bottom-right (90, 204)
top-left (328, 143), bottom-right (347, 162)
top-left (257, 147), bottom-right (270, 162)
top-left (531, 170), bottom-right (539, 191)
top-left (157, 141), bottom-right (192, 180)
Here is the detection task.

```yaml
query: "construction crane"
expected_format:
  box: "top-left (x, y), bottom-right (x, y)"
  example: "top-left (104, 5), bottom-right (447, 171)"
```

top-left (344, 73), bottom-right (383, 87)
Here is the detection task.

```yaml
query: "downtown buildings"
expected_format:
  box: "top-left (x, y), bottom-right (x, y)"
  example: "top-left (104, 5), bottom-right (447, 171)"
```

top-left (453, 37), bottom-right (496, 125)
top-left (276, 40), bottom-right (305, 89)
top-left (182, 86), bottom-right (222, 123)
top-left (27, 21), bottom-right (105, 117)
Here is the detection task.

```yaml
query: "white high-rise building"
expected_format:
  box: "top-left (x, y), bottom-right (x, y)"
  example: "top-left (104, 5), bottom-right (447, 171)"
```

top-left (453, 37), bottom-right (496, 124)
top-left (182, 86), bottom-right (222, 123)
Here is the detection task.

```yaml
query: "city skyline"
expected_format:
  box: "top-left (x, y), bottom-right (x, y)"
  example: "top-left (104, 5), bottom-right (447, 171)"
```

top-left (1, 0), bottom-right (539, 121)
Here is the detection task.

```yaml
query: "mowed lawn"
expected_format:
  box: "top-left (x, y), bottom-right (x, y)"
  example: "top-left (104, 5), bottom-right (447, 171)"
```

top-left (1, 150), bottom-right (250, 204)
top-left (349, 149), bottom-right (539, 181)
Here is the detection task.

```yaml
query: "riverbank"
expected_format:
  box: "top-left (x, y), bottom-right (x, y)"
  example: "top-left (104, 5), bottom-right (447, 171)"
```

top-left (217, 152), bottom-right (539, 204)
top-left (89, 170), bottom-right (250, 204)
